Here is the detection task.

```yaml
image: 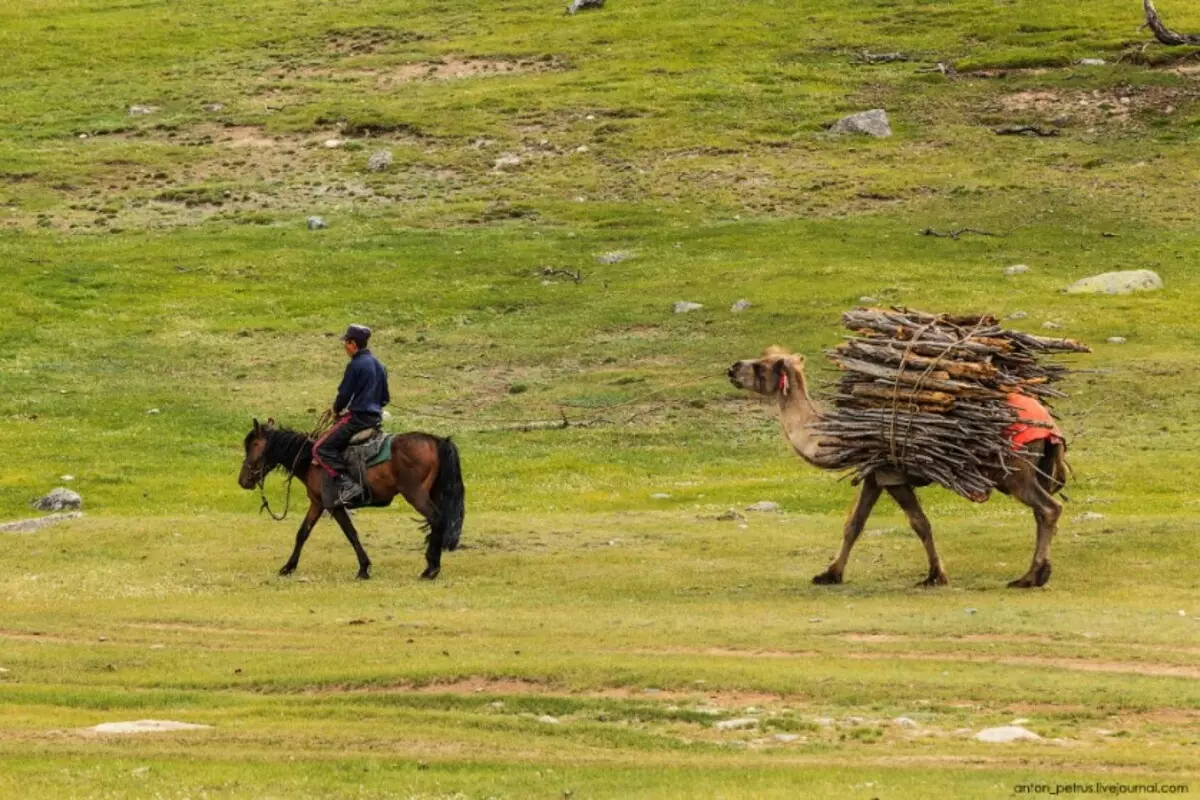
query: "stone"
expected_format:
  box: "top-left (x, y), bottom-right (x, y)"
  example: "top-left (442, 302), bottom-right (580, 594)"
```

top-left (1063, 269), bottom-right (1163, 295)
top-left (0, 512), bottom-right (83, 533)
top-left (566, 0), bottom-right (604, 14)
top-left (774, 733), bottom-right (801, 742)
top-left (575, 145), bottom-right (590, 153)
top-left (1004, 264), bottom-right (1030, 276)
top-left (61, 475), bottom-right (74, 482)
top-left (367, 150), bottom-right (394, 172)
top-left (673, 301), bottom-right (703, 314)
top-left (1008, 311), bottom-right (1029, 320)
top-left (323, 139), bottom-right (344, 149)
top-left (1106, 336), bottom-right (1127, 344)
top-left (745, 501), bottom-right (780, 513)
top-left (716, 509), bottom-right (745, 522)
top-left (974, 725), bottom-right (1041, 743)
top-left (893, 717), bottom-right (919, 728)
top-left (493, 153), bottom-right (522, 170)
top-left (131, 767), bottom-right (151, 778)
top-left (381, 410), bottom-right (393, 421)
top-left (1042, 321), bottom-right (1063, 330)
top-left (714, 717), bottom-right (758, 731)
top-left (830, 109), bottom-right (892, 138)
top-left (537, 715), bottom-right (561, 725)
top-left (965, 607), bottom-right (978, 615)
top-left (90, 720), bottom-right (212, 734)
top-left (147, 408), bottom-right (161, 415)
top-left (650, 493), bottom-right (670, 500)
top-left (858, 296), bottom-right (879, 304)
top-left (307, 216), bottom-right (327, 230)
top-left (489, 701), bottom-right (504, 709)
top-left (1078, 511), bottom-right (1105, 522)
top-left (814, 717), bottom-right (835, 727)
top-left (596, 251), bottom-right (631, 264)
top-left (1079, 58), bottom-right (1107, 66)
top-left (730, 299), bottom-right (752, 313)
top-left (31, 488), bottom-right (82, 512)
top-left (128, 105), bottom-right (160, 116)
top-left (201, 103), bottom-right (225, 113)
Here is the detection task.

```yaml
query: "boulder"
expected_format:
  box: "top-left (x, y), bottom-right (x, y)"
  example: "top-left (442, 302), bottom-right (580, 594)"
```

top-left (1004, 264), bottom-right (1030, 276)
top-left (830, 109), bottom-right (891, 138)
top-left (32, 488), bottom-right (82, 512)
top-left (730, 299), bottom-right (752, 313)
top-left (366, 150), bottom-right (393, 172)
top-left (1063, 270), bottom-right (1163, 295)
top-left (974, 725), bottom-right (1041, 743)
top-left (673, 301), bottom-right (703, 314)
top-left (307, 216), bottom-right (327, 230)
top-left (566, 0), bottom-right (604, 14)
top-left (90, 720), bottom-right (211, 734)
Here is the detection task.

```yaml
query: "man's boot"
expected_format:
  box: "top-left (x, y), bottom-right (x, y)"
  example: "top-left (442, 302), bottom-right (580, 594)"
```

top-left (335, 474), bottom-right (362, 507)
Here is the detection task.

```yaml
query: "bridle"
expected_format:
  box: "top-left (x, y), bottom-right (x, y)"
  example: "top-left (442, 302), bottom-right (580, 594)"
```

top-left (247, 412), bottom-right (334, 522)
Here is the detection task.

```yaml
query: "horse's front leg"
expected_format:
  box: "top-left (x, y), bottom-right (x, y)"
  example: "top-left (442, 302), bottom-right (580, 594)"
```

top-left (280, 500), bottom-right (323, 576)
top-left (329, 507), bottom-right (372, 579)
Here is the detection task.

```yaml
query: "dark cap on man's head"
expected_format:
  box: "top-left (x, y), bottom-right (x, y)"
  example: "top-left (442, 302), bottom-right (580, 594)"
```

top-left (340, 324), bottom-right (372, 345)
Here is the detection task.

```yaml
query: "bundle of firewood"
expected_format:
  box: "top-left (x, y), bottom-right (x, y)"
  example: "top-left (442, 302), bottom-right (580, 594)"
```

top-left (810, 308), bottom-right (1089, 500)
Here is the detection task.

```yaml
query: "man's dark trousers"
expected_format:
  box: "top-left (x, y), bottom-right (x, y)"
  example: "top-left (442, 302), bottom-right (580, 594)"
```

top-left (314, 411), bottom-right (382, 478)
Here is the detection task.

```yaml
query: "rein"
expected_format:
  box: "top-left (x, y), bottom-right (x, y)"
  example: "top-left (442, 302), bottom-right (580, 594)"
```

top-left (257, 412), bottom-right (333, 522)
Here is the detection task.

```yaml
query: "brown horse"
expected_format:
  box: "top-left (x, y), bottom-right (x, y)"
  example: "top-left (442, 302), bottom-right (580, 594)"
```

top-left (238, 419), bottom-right (465, 580)
top-left (729, 349), bottom-right (1068, 588)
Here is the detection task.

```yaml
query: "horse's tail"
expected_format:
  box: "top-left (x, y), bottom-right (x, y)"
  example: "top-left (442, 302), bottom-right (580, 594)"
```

top-left (432, 437), bottom-right (465, 551)
top-left (1038, 439), bottom-right (1069, 496)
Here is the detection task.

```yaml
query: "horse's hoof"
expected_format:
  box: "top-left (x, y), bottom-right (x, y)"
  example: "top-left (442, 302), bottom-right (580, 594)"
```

top-left (420, 567), bottom-right (440, 581)
top-left (1007, 577), bottom-right (1035, 589)
top-left (917, 571), bottom-right (949, 588)
top-left (1034, 562), bottom-right (1052, 587)
top-left (356, 570), bottom-right (371, 581)
top-left (812, 570), bottom-right (843, 585)
top-left (278, 565), bottom-right (295, 577)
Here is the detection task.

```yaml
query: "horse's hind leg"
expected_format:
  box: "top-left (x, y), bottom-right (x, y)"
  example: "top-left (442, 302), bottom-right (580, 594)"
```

top-left (1005, 473), bottom-right (1061, 589)
top-left (279, 500), bottom-right (323, 576)
top-left (397, 483), bottom-right (440, 580)
top-left (329, 507), bottom-right (372, 580)
top-left (885, 485), bottom-right (948, 587)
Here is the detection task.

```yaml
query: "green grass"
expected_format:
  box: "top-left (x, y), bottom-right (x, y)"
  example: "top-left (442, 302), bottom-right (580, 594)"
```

top-left (2, 0), bottom-right (1199, 796)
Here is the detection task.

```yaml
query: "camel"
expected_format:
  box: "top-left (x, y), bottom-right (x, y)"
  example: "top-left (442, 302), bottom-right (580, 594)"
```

top-left (728, 347), bottom-right (1068, 588)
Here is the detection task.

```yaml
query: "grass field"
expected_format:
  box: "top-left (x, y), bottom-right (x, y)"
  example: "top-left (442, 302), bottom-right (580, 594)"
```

top-left (2, 0), bottom-right (1199, 796)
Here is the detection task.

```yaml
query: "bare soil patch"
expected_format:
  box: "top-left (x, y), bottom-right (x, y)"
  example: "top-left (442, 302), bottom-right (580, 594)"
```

top-left (994, 86), bottom-right (1188, 127)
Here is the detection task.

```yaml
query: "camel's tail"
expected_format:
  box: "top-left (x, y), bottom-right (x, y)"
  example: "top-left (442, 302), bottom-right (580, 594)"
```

top-left (1038, 439), bottom-right (1069, 497)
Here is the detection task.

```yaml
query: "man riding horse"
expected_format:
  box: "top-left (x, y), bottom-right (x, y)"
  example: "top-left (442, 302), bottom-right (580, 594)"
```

top-left (313, 324), bottom-right (390, 507)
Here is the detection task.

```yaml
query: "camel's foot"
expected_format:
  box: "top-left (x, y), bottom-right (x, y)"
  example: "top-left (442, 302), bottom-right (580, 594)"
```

top-left (1007, 562), bottom-right (1051, 589)
top-left (356, 567), bottom-right (372, 581)
top-left (812, 568), bottom-right (844, 585)
top-left (420, 566), bottom-right (441, 581)
top-left (278, 563), bottom-right (296, 577)
top-left (916, 566), bottom-right (949, 588)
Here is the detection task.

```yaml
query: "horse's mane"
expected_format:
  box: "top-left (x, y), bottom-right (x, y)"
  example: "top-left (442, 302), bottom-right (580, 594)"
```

top-left (263, 427), bottom-right (315, 477)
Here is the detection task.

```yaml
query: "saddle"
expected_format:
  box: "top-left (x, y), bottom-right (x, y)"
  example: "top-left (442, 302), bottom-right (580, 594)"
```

top-left (321, 428), bottom-right (395, 510)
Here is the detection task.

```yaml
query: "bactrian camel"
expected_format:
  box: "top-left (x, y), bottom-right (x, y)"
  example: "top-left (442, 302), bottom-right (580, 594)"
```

top-left (728, 347), bottom-right (1068, 588)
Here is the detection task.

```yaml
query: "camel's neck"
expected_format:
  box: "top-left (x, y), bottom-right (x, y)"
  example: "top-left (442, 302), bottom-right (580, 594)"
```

top-left (776, 362), bottom-right (829, 467)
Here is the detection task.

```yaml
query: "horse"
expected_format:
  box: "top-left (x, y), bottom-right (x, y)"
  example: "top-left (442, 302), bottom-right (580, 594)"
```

top-left (238, 418), bottom-right (465, 580)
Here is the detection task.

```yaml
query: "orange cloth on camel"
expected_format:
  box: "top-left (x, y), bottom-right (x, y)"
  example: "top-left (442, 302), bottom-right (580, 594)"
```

top-left (1006, 393), bottom-right (1063, 450)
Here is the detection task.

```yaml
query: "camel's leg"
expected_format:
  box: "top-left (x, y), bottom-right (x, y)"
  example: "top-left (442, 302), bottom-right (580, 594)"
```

top-left (329, 506), bottom-right (372, 580)
top-left (885, 485), bottom-right (948, 587)
top-left (1005, 474), bottom-right (1061, 589)
top-left (279, 499), bottom-right (323, 576)
top-left (813, 477), bottom-right (882, 585)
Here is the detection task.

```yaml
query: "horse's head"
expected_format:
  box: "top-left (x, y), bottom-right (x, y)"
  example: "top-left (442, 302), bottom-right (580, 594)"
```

top-left (238, 418), bottom-right (275, 489)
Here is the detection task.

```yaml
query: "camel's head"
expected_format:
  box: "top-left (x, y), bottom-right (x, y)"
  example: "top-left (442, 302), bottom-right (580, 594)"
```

top-left (728, 346), bottom-right (805, 397)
